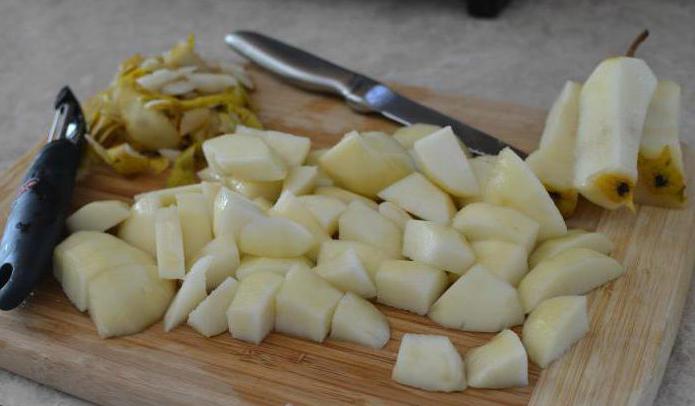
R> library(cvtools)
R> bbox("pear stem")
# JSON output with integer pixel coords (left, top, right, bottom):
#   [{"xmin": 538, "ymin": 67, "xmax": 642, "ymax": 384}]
[{"xmin": 626, "ymin": 30, "xmax": 649, "ymax": 57}]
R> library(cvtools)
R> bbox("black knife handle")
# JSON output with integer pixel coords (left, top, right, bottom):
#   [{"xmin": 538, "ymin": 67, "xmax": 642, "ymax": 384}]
[{"xmin": 0, "ymin": 139, "xmax": 81, "ymax": 310}]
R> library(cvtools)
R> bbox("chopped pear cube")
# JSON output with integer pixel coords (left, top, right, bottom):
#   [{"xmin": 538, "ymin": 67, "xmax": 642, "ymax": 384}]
[
  {"xmin": 176, "ymin": 193, "xmax": 213, "ymax": 263},
  {"xmin": 529, "ymin": 229, "xmax": 614, "ymax": 268},
  {"xmin": 118, "ymin": 195, "xmax": 161, "ymax": 256},
  {"xmin": 282, "ymin": 165, "xmax": 318, "ymax": 195},
  {"xmin": 523, "ymin": 295, "xmax": 589, "ymax": 368},
  {"xmin": 458, "ymin": 154, "xmax": 499, "ymax": 206},
  {"xmin": 330, "ymin": 292, "xmax": 390, "ymax": 349},
  {"xmin": 236, "ymin": 126, "xmax": 311, "ymax": 167},
  {"xmin": 392, "ymin": 334, "xmax": 467, "ymax": 392},
  {"xmin": 378, "ymin": 173, "xmax": 456, "ymax": 224},
  {"xmin": 213, "ymin": 187, "xmax": 267, "ymax": 240},
  {"xmin": 378, "ymin": 202, "xmax": 412, "ymax": 229},
  {"xmin": 188, "ymin": 277, "xmax": 239, "ymax": 337},
  {"xmin": 428, "ymin": 265, "xmax": 524, "ymax": 332},
  {"xmin": 298, "ymin": 195, "xmax": 347, "ymax": 235},
  {"xmin": 376, "ymin": 260, "xmax": 447, "ymax": 315},
  {"xmin": 452, "ymin": 202, "xmax": 540, "ymax": 253},
  {"xmin": 134, "ymin": 184, "xmax": 202, "ymax": 206},
  {"xmin": 202, "ymin": 134, "xmax": 287, "ymax": 181},
  {"xmin": 227, "ymin": 271, "xmax": 285, "ymax": 344},
  {"xmin": 519, "ymin": 247, "xmax": 624, "ymax": 313},
  {"xmin": 317, "ymin": 240, "xmax": 394, "ymax": 280},
  {"xmin": 392, "ymin": 123, "xmax": 441, "ymax": 149},
  {"xmin": 314, "ymin": 249, "xmax": 376, "ymax": 298},
  {"xmin": 275, "ymin": 266, "xmax": 343, "ymax": 342},
  {"xmin": 339, "ymin": 202, "xmax": 403, "ymax": 258},
  {"xmin": 236, "ymin": 256, "xmax": 313, "ymax": 280},
  {"xmin": 163, "ymin": 256, "xmax": 211, "ymax": 332},
  {"xmin": 66, "ymin": 200, "xmax": 130, "ymax": 233},
  {"xmin": 239, "ymin": 216, "xmax": 314, "ymax": 257},
  {"xmin": 253, "ymin": 197, "xmax": 273, "ymax": 211},
  {"xmin": 305, "ymin": 148, "xmax": 328, "ymax": 166},
  {"xmin": 155, "ymin": 206, "xmax": 186, "ymax": 279},
  {"xmin": 314, "ymin": 186, "xmax": 378, "ymax": 210},
  {"xmin": 472, "ymin": 240, "xmax": 528, "ymax": 286},
  {"xmin": 200, "ymin": 181, "xmax": 222, "ymax": 218},
  {"xmin": 191, "ymin": 234, "xmax": 240, "ymax": 290},
  {"xmin": 223, "ymin": 176, "xmax": 282, "ymax": 201},
  {"xmin": 465, "ymin": 329, "xmax": 528, "ymax": 388},
  {"xmin": 270, "ymin": 191, "xmax": 330, "ymax": 259},
  {"xmin": 402, "ymin": 220, "xmax": 475, "ymax": 275}
]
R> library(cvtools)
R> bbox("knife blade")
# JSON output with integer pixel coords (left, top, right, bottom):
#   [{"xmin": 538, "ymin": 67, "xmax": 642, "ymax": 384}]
[{"xmin": 224, "ymin": 31, "xmax": 525, "ymax": 157}]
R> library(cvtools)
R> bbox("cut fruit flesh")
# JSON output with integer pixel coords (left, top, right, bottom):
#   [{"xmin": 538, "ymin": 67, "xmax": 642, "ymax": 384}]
[
  {"xmin": 329, "ymin": 292, "xmax": 390, "ymax": 349},
  {"xmin": 338, "ymin": 201, "xmax": 403, "ymax": 258},
  {"xmin": 269, "ymin": 191, "xmax": 330, "ymax": 259},
  {"xmin": 392, "ymin": 123, "xmax": 442, "ymax": 149},
  {"xmin": 376, "ymin": 260, "xmax": 448, "ymax": 316},
  {"xmin": 282, "ymin": 165, "xmax": 318, "ymax": 196},
  {"xmin": 529, "ymin": 229, "xmax": 613, "ymax": 268},
  {"xmin": 213, "ymin": 187, "xmax": 267, "ymax": 240},
  {"xmin": 163, "ymin": 256, "xmax": 211, "ymax": 332},
  {"xmin": 239, "ymin": 216, "xmax": 314, "ymax": 257},
  {"xmin": 471, "ymin": 240, "xmax": 528, "ymax": 286},
  {"xmin": 176, "ymin": 193, "xmax": 212, "ymax": 263},
  {"xmin": 314, "ymin": 186, "xmax": 378, "ymax": 210},
  {"xmin": 392, "ymin": 334, "xmax": 467, "ymax": 392},
  {"xmin": 465, "ymin": 329, "xmax": 528, "ymax": 389},
  {"xmin": 155, "ymin": 206, "xmax": 186, "ymax": 279},
  {"xmin": 66, "ymin": 200, "xmax": 130, "ymax": 233},
  {"xmin": 222, "ymin": 176, "xmax": 282, "ymax": 201},
  {"xmin": 227, "ymin": 271, "xmax": 284, "ymax": 344},
  {"xmin": 191, "ymin": 234, "xmax": 240, "ymax": 290},
  {"xmin": 118, "ymin": 195, "xmax": 161, "ymax": 256},
  {"xmin": 378, "ymin": 202, "xmax": 411, "ymax": 229},
  {"xmin": 188, "ymin": 277, "xmax": 239, "ymax": 337},
  {"xmin": 317, "ymin": 240, "xmax": 395, "ymax": 280},
  {"xmin": 298, "ymin": 195, "xmax": 347, "ymax": 235},
  {"xmin": 236, "ymin": 126, "xmax": 311, "ymax": 167},
  {"xmin": 402, "ymin": 220, "xmax": 475, "ymax": 275},
  {"xmin": 314, "ymin": 248, "xmax": 377, "ymax": 298},
  {"xmin": 378, "ymin": 173, "xmax": 456, "ymax": 224},
  {"xmin": 202, "ymin": 134, "xmax": 287, "ymax": 181},
  {"xmin": 236, "ymin": 256, "xmax": 313, "ymax": 280}
]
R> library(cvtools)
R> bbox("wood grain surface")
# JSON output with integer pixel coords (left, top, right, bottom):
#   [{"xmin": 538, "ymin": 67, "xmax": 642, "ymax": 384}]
[{"xmin": 0, "ymin": 67, "xmax": 693, "ymax": 406}]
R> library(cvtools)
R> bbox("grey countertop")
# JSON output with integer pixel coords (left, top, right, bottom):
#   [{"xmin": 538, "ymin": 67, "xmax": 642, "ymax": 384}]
[{"xmin": 1, "ymin": 0, "xmax": 694, "ymax": 404}]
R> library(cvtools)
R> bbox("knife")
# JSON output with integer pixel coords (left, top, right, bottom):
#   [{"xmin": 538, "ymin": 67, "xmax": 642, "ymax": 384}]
[
  {"xmin": 225, "ymin": 31, "xmax": 525, "ymax": 157},
  {"xmin": 0, "ymin": 87, "xmax": 85, "ymax": 310}
]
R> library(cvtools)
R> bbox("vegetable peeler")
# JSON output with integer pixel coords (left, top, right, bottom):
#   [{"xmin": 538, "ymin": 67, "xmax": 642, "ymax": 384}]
[{"xmin": 0, "ymin": 87, "xmax": 85, "ymax": 310}]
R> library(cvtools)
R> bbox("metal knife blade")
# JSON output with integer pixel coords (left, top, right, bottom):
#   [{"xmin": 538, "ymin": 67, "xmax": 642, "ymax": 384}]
[{"xmin": 225, "ymin": 31, "xmax": 525, "ymax": 157}]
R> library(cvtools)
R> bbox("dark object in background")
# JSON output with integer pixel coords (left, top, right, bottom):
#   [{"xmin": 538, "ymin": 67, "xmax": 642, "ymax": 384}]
[{"xmin": 467, "ymin": 0, "xmax": 511, "ymax": 18}]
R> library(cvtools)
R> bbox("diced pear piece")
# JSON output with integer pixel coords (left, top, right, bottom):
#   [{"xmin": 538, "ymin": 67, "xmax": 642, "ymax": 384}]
[
  {"xmin": 392, "ymin": 334, "xmax": 467, "ymax": 392},
  {"xmin": 402, "ymin": 220, "xmax": 475, "ymax": 275},
  {"xmin": 236, "ymin": 126, "xmax": 311, "ymax": 167},
  {"xmin": 330, "ymin": 292, "xmax": 390, "ymax": 349},
  {"xmin": 413, "ymin": 126, "xmax": 480, "ymax": 198},
  {"xmin": 202, "ymin": 134, "xmax": 287, "ymax": 181},
  {"xmin": 529, "ymin": 229, "xmax": 614, "ymax": 268},
  {"xmin": 118, "ymin": 195, "xmax": 161, "ymax": 256},
  {"xmin": 298, "ymin": 195, "xmax": 347, "ymax": 235},
  {"xmin": 338, "ymin": 201, "xmax": 403, "ymax": 258},
  {"xmin": 200, "ymin": 181, "xmax": 222, "ymax": 216},
  {"xmin": 66, "ymin": 200, "xmax": 130, "ymax": 233},
  {"xmin": 191, "ymin": 235, "xmax": 240, "ymax": 290},
  {"xmin": 428, "ymin": 265, "xmax": 524, "ymax": 332},
  {"xmin": 88, "ymin": 264, "xmax": 175, "ymax": 338},
  {"xmin": 275, "ymin": 266, "xmax": 343, "ymax": 342},
  {"xmin": 213, "ymin": 187, "xmax": 267, "ymax": 239},
  {"xmin": 472, "ymin": 240, "xmax": 528, "ymax": 286},
  {"xmin": 574, "ymin": 56, "xmax": 657, "ymax": 209},
  {"xmin": 465, "ymin": 329, "xmax": 528, "ymax": 389},
  {"xmin": 523, "ymin": 295, "xmax": 589, "ymax": 368},
  {"xmin": 163, "ymin": 256, "xmax": 211, "ymax": 332},
  {"xmin": 378, "ymin": 173, "xmax": 456, "ymax": 224},
  {"xmin": 187, "ymin": 277, "xmax": 239, "ymax": 337},
  {"xmin": 378, "ymin": 202, "xmax": 411, "ymax": 229},
  {"xmin": 270, "ymin": 191, "xmax": 330, "ymax": 259},
  {"xmin": 236, "ymin": 256, "xmax": 313, "ymax": 280},
  {"xmin": 457, "ymin": 154, "xmax": 498, "ymax": 206},
  {"xmin": 314, "ymin": 186, "xmax": 378, "ymax": 210},
  {"xmin": 319, "ymin": 131, "xmax": 412, "ymax": 198},
  {"xmin": 376, "ymin": 260, "xmax": 447, "ymax": 315},
  {"xmin": 155, "ymin": 206, "xmax": 186, "ymax": 279},
  {"xmin": 282, "ymin": 165, "xmax": 318, "ymax": 195},
  {"xmin": 53, "ymin": 231, "xmax": 155, "ymax": 312},
  {"xmin": 519, "ymin": 247, "xmax": 624, "ymax": 312},
  {"xmin": 314, "ymin": 249, "xmax": 376, "ymax": 298},
  {"xmin": 305, "ymin": 148, "xmax": 328, "ymax": 166},
  {"xmin": 239, "ymin": 217, "xmax": 314, "ymax": 257},
  {"xmin": 637, "ymin": 80, "xmax": 687, "ymax": 208},
  {"xmin": 134, "ymin": 184, "xmax": 202, "ymax": 206},
  {"xmin": 392, "ymin": 123, "xmax": 441, "ymax": 149},
  {"xmin": 223, "ymin": 176, "xmax": 282, "ymax": 201},
  {"xmin": 360, "ymin": 131, "xmax": 416, "ymax": 173},
  {"xmin": 176, "ymin": 193, "xmax": 213, "ymax": 262},
  {"xmin": 227, "ymin": 271, "xmax": 285, "ymax": 344},
  {"xmin": 452, "ymin": 202, "xmax": 540, "ymax": 253},
  {"xmin": 526, "ymin": 81, "xmax": 582, "ymax": 217},
  {"xmin": 252, "ymin": 197, "xmax": 272, "ymax": 211},
  {"xmin": 306, "ymin": 150, "xmax": 335, "ymax": 187},
  {"xmin": 485, "ymin": 148, "xmax": 567, "ymax": 240},
  {"xmin": 318, "ymin": 240, "xmax": 394, "ymax": 280}
]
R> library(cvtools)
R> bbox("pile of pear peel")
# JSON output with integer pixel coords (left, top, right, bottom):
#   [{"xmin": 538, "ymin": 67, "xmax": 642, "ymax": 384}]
[{"xmin": 53, "ymin": 30, "xmax": 683, "ymax": 394}]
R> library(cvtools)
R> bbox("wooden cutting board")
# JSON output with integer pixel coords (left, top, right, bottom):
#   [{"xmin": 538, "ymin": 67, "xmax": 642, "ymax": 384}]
[{"xmin": 1, "ymin": 67, "xmax": 694, "ymax": 406}]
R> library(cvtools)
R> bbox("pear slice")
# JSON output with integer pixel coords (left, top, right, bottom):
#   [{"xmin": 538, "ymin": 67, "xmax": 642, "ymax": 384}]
[
  {"xmin": 402, "ymin": 220, "xmax": 475, "ymax": 275},
  {"xmin": 187, "ymin": 277, "xmax": 239, "ymax": 337},
  {"xmin": 412, "ymin": 126, "xmax": 480, "ymax": 198},
  {"xmin": 88, "ymin": 263, "xmax": 175, "ymax": 338},
  {"xmin": 239, "ymin": 216, "xmax": 314, "ymax": 258},
  {"xmin": 329, "ymin": 292, "xmax": 390, "ymax": 349},
  {"xmin": 338, "ymin": 201, "xmax": 403, "ymax": 258},
  {"xmin": 378, "ymin": 201, "xmax": 412, "ymax": 229},
  {"xmin": 202, "ymin": 133, "xmax": 287, "ymax": 181},
  {"xmin": 155, "ymin": 206, "xmax": 186, "ymax": 279},
  {"xmin": 314, "ymin": 249, "xmax": 376, "ymax": 298},
  {"xmin": 519, "ymin": 247, "xmax": 624, "ymax": 312},
  {"xmin": 428, "ymin": 265, "xmax": 524, "ymax": 332},
  {"xmin": 118, "ymin": 195, "xmax": 161, "ymax": 256},
  {"xmin": 314, "ymin": 186, "xmax": 379, "ymax": 210},
  {"xmin": 176, "ymin": 193, "xmax": 212, "ymax": 263},
  {"xmin": 318, "ymin": 240, "xmax": 394, "ymax": 280},
  {"xmin": 526, "ymin": 81, "xmax": 582, "ymax": 217},
  {"xmin": 253, "ymin": 197, "xmax": 273, "ymax": 211},
  {"xmin": 306, "ymin": 148, "xmax": 328, "ymax": 166},
  {"xmin": 134, "ymin": 184, "xmax": 202, "ymax": 206},
  {"xmin": 222, "ymin": 176, "xmax": 282, "ymax": 201},
  {"xmin": 269, "ymin": 191, "xmax": 330, "ymax": 259},
  {"xmin": 392, "ymin": 124, "xmax": 441, "ymax": 149},
  {"xmin": 376, "ymin": 260, "xmax": 447, "ymax": 316},
  {"xmin": 282, "ymin": 166, "xmax": 318, "ymax": 195},
  {"xmin": 457, "ymin": 154, "xmax": 499, "ymax": 206},
  {"xmin": 236, "ymin": 126, "xmax": 311, "ymax": 167},
  {"xmin": 574, "ymin": 56, "xmax": 657, "ymax": 209},
  {"xmin": 163, "ymin": 256, "xmax": 211, "ymax": 332},
  {"xmin": 227, "ymin": 271, "xmax": 285, "ymax": 344},
  {"xmin": 523, "ymin": 295, "xmax": 589, "ymax": 368},
  {"xmin": 275, "ymin": 266, "xmax": 343, "ymax": 342},
  {"xmin": 637, "ymin": 80, "xmax": 687, "ymax": 208},
  {"xmin": 213, "ymin": 187, "xmax": 267, "ymax": 239},
  {"xmin": 485, "ymin": 148, "xmax": 567, "ymax": 240},
  {"xmin": 471, "ymin": 240, "xmax": 528, "ymax": 286},
  {"xmin": 529, "ymin": 229, "xmax": 614, "ymax": 268},
  {"xmin": 236, "ymin": 256, "xmax": 313, "ymax": 280},
  {"xmin": 298, "ymin": 195, "xmax": 347, "ymax": 235},
  {"xmin": 465, "ymin": 329, "xmax": 528, "ymax": 389},
  {"xmin": 66, "ymin": 200, "xmax": 130, "ymax": 233},
  {"xmin": 392, "ymin": 334, "xmax": 467, "ymax": 392},
  {"xmin": 200, "ymin": 181, "xmax": 221, "ymax": 218},
  {"xmin": 306, "ymin": 150, "xmax": 335, "ymax": 187},
  {"xmin": 452, "ymin": 202, "xmax": 540, "ymax": 253},
  {"xmin": 378, "ymin": 173, "xmax": 456, "ymax": 224},
  {"xmin": 191, "ymin": 234, "xmax": 240, "ymax": 290}
]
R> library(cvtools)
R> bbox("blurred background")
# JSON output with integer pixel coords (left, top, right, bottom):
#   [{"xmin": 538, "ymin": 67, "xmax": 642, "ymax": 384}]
[{"xmin": 0, "ymin": 0, "xmax": 694, "ymax": 405}]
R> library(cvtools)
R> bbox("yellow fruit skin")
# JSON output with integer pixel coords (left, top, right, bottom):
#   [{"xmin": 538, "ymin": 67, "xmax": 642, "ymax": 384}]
[
  {"xmin": 545, "ymin": 187, "xmax": 578, "ymax": 218},
  {"xmin": 636, "ymin": 146, "xmax": 687, "ymax": 208}
]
